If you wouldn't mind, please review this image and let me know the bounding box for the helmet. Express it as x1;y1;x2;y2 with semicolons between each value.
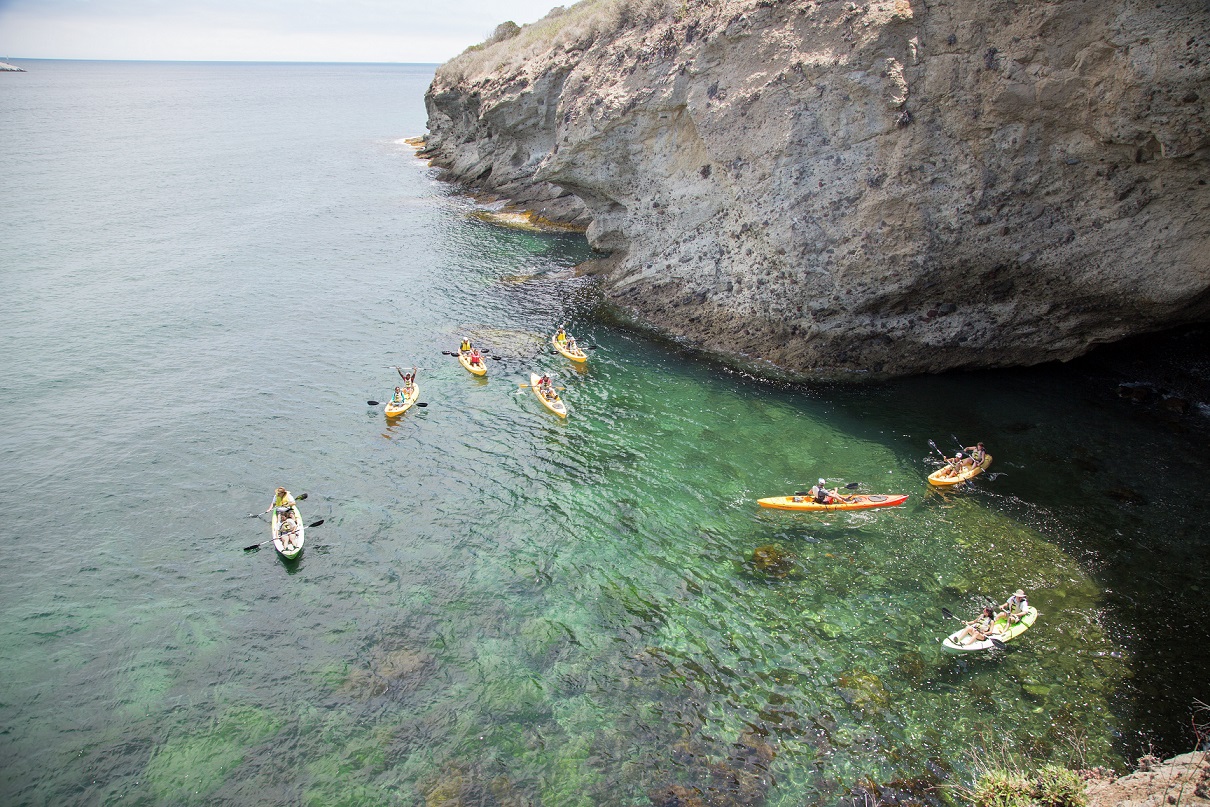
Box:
818;478;826;485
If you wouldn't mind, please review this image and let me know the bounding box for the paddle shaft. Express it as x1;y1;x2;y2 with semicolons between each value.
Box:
243;518;323;551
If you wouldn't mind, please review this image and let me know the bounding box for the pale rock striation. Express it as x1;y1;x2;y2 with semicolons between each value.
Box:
424;0;1210;379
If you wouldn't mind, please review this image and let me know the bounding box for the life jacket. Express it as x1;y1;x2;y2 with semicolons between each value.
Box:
460;341;471;352
556;332;566;344
813;487;828;504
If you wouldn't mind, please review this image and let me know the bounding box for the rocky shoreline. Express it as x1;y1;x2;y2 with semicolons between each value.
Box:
1085;752;1210;807
423;0;1210;381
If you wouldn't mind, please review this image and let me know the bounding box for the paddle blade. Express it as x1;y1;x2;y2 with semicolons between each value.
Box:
296;493;308;501
367;400;380;406
844;482;860;489
942;607;958;621
243;543;263;552
416;402;428;407
990;637;1008;650
307;519;324;528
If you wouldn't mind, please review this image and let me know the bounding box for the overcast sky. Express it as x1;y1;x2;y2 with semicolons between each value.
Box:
0;0;567;63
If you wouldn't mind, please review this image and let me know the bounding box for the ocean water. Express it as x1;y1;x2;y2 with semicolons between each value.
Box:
1;60;1208;806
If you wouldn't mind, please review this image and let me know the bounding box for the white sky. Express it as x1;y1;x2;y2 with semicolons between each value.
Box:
0;0;570;63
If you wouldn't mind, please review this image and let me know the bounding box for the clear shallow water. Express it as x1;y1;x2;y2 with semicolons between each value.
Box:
1;60;1208;806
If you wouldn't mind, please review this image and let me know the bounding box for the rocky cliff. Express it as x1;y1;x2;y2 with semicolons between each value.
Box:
424;0;1210;379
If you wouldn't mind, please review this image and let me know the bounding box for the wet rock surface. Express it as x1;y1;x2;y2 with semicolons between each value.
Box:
424;0;1210;380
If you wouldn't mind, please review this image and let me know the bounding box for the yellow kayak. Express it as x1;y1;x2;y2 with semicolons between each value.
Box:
928;453;992;486
529;373;567;418
552;334;587;362
458;350;487;376
384;384;419;417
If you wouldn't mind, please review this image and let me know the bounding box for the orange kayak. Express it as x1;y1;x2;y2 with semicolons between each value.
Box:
757;493;909;511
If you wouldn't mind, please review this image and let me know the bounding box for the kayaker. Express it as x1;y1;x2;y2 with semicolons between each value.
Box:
964;442;988;465
271;487;295;515
1000;589;1029;623
469;348;483;366
808;479;848;504
940;452;968;477
397;366;417;392
566;336;580;354
555;328;567;345
391;386;404;405
278;513;300;550
460;338;472;353
954;606;999;646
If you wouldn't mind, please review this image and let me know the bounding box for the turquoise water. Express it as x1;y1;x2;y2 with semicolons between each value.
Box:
1;60;1208;806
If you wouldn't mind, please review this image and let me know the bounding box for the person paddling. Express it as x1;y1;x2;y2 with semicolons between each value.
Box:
469;348;483;367
271;487;296;513
940;452;968;477
964;442;988;466
1000;589;1029;623
808;478;849;505
397;366;417;393
953;606;1000;646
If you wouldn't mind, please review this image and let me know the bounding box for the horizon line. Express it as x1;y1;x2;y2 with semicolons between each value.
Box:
1;56;442;66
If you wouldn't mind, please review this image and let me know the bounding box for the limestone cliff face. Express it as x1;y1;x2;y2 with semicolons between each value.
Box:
424;0;1210;378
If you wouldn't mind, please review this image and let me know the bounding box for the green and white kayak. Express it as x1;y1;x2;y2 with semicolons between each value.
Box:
942;607;1037;652
271;503;305;560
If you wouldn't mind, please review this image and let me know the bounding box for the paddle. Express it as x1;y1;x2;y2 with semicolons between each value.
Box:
941;607;1008;650
519;384;566;390
792;481;860;497
445;349;504;360
247;492;308;517
243;518;324;551
367;400;428;407
927;439;950;463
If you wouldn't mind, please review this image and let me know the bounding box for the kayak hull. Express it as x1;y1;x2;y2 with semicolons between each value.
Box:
530;373;567;418
552;335;587;362
458;351;487;376
757;493;909;511
384;384;420;417
942;607;1038;653
928;454;992;486
271;503;305;560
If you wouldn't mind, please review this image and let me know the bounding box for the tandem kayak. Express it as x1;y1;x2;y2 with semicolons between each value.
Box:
757;493;909;512
928;453;992;486
552;334;588;362
941;607;1038;653
529;373;567;418
384;384;419;417
458;350;487;376
271;503;305;560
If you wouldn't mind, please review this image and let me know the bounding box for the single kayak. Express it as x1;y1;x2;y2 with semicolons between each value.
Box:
928;453;993;486
529;372;567;418
757;493;909;511
384;384;420;417
552;334;588;362
941;607;1038;653
458;350;487;376
271;503;305;560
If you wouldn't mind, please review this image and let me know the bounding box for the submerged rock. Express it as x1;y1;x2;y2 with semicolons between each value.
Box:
749;544;797;579
424;0;1210;380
